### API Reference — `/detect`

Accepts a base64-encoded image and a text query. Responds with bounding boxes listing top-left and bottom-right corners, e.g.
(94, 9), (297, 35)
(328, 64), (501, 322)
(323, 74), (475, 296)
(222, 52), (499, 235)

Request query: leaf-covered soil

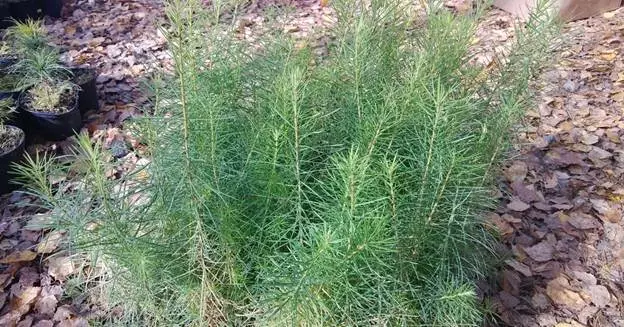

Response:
(1, 1), (623, 326)
(483, 8), (624, 327)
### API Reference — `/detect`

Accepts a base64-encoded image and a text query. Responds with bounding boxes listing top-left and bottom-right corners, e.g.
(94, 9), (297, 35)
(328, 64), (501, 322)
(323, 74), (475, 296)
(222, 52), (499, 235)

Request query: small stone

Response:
(109, 139), (130, 158)
(563, 79), (579, 92)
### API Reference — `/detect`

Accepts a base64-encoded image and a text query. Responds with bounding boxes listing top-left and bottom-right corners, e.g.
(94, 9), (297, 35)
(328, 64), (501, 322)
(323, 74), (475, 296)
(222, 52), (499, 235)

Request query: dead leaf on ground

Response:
(35, 295), (58, 316)
(46, 257), (75, 281)
(486, 213), (514, 236)
(11, 287), (41, 315)
(37, 231), (64, 254)
(583, 285), (611, 308)
(504, 161), (528, 183)
(507, 198), (531, 212)
(590, 198), (622, 223)
(524, 240), (555, 262)
(505, 259), (532, 277)
(0, 251), (37, 264)
(546, 276), (587, 310)
(567, 211), (601, 230)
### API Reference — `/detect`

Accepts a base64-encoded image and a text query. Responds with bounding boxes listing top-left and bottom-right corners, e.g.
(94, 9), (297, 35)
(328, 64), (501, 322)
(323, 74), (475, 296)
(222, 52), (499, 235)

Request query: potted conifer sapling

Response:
(0, 74), (21, 101)
(0, 97), (25, 194)
(19, 79), (81, 140)
(4, 19), (48, 54)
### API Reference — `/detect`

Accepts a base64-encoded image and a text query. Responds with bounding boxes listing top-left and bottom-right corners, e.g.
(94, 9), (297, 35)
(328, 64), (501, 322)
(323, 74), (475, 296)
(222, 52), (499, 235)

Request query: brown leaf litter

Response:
(484, 7), (624, 327)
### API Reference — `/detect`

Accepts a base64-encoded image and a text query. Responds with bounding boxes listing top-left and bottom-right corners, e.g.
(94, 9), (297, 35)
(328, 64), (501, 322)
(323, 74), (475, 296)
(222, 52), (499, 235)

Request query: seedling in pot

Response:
(0, 74), (21, 95)
(3, 19), (48, 53)
(0, 97), (20, 150)
(0, 96), (26, 194)
(20, 79), (82, 141)
(11, 46), (68, 89)
(24, 79), (76, 113)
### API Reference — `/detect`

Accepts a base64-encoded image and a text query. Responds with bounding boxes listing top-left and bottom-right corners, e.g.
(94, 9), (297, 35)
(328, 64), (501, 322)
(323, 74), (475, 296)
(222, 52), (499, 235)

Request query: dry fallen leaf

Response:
(505, 259), (532, 277)
(0, 251), (37, 264)
(599, 51), (617, 61)
(24, 213), (53, 232)
(504, 161), (528, 183)
(612, 91), (624, 102)
(583, 285), (611, 308)
(37, 231), (64, 254)
(35, 295), (58, 316)
(486, 213), (514, 236)
(546, 276), (586, 310)
(567, 211), (600, 230)
(590, 198), (622, 223)
(524, 241), (554, 262)
(580, 133), (599, 145)
(47, 257), (75, 281)
(507, 198), (531, 212)
(33, 320), (54, 327)
(12, 287), (41, 314)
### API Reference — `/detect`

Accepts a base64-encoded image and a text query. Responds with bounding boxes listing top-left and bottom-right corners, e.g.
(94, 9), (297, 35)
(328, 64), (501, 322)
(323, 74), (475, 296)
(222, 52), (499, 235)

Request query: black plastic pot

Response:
(0, 90), (20, 103)
(9, 0), (41, 21)
(40, 0), (62, 18)
(19, 90), (82, 141)
(0, 125), (25, 194)
(0, 92), (24, 130)
(70, 67), (99, 114)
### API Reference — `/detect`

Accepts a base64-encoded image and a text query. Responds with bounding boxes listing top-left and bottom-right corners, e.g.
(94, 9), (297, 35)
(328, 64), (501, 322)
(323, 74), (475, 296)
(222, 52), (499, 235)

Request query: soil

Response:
(22, 87), (78, 114)
(0, 125), (24, 155)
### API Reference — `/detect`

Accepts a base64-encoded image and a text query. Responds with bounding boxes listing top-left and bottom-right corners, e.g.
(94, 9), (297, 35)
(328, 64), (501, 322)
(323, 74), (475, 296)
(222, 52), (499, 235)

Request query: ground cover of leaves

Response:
(485, 7), (624, 327)
(0, 1), (623, 326)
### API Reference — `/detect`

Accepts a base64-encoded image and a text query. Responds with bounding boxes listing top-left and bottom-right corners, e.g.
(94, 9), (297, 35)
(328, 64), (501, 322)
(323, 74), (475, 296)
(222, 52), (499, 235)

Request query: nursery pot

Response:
(9, 0), (41, 21)
(0, 73), (22, 104)
(0, 90), (21, 102)
(0, 93), (24, 130)
(70, 67), (99, 114)
(40, 0), (62, 18)
(0, 125), (25, 194)
(19, 90), (82, 141)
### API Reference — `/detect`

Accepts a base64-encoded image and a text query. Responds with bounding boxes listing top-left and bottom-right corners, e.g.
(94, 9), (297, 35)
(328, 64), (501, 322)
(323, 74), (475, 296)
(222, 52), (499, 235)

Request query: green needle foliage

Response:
(16, 0), (559, 325)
